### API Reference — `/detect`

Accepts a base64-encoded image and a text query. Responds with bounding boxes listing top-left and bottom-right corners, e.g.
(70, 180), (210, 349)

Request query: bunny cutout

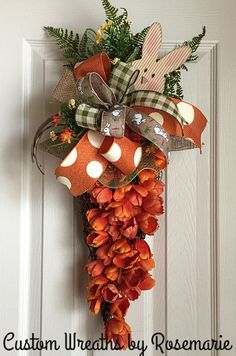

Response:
(132, 23), (192, 93)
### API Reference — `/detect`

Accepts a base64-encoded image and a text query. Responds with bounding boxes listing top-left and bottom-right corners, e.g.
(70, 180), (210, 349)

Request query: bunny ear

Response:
(142, 22), (162, 60)
(157, 45), (192, 76)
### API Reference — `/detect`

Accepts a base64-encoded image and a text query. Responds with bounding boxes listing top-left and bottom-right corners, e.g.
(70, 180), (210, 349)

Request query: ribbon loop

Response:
(108, 61), (140, 102)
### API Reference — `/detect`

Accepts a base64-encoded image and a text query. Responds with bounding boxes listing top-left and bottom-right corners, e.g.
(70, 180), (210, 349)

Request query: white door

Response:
(1, 1), (235, 355)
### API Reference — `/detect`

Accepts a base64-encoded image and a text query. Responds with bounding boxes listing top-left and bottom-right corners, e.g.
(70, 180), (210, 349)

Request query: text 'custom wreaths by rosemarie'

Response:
(32, 0), (207, 349)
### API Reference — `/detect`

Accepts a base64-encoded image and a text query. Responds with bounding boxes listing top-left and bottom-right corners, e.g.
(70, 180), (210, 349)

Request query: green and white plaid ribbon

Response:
(108, 61), (139, 102)
(75, 61), (186, 132)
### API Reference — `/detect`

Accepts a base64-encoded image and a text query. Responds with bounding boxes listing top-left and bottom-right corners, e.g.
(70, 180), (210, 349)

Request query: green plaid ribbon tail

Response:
(109, 62), (139, 103)
(75, 103), (102, 130)
(123, 90), (186, 127)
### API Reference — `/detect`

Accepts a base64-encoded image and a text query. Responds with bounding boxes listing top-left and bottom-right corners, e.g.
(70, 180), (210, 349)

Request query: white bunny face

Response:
(132, 23), (192, 93)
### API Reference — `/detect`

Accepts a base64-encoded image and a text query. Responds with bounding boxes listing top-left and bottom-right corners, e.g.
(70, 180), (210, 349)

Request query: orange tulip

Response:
(122, 267), (146, 288)
(89, 296), (103, 314)
(121, 284), (141, 300)
(139, 258), (155, 271)
(113, 250), (139, 269)
(87, 209), (109, 231)
(91, 185), (113, 204)
(113, 184), (132, 202)
(142, 179), (164, 196)
(86, 231), (110, 247)
(138, 169), (158, 183)
(96, 243), (113, 266)
(104, 265), (119, 281)
(108, 211), (124, 226)
(108, 225), (121, 240)
(120, 218), (138, 239)
(136, 212), (159, 234)
(110, 297), (130, 320)
(108, 239), (131, 257)
(87, 275), (108, 300)
(105, 318), (131, 349)
(139, 274), (156, 290)
(154, 148), (167, 170)
(126, 189), (143, 206)
(85, 260), (105, 277)
(134, 240), (152, 260)
(109, 199), (136, 218)
(142, 195), (164, 215)
(102, 283), (119, 303)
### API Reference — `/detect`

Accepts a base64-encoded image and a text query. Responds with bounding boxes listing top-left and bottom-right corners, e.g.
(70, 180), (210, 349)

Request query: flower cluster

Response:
(85, 169), (164, 348)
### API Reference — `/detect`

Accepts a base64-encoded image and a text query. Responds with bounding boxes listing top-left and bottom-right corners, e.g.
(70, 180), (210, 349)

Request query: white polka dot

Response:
(101, 142), (121, 162)
(149, 112), (164, 125)
(134, 147), (142, 167)
(61, 148), (77, 167)
(88, 130), (104, 148)
(177, 102), (195, 125)
(86, 161), (104, 178)
(57, 176), (71, 190)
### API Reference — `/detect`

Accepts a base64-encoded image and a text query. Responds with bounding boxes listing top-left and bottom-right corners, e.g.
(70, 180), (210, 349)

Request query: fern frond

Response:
(101, 0), (119, 21)
(133, 26), (150, 48)
(44, 26), (80, 62)
(187, 26), (206, 53)
(78, 28), (98, 59)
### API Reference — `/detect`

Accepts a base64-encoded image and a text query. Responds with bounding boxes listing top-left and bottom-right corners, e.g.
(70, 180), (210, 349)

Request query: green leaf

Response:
(101, 0), (119, 21)
(44, 26), (80, 63)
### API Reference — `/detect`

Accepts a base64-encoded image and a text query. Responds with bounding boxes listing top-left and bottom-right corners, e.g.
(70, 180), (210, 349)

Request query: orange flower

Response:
(123, 267), (146, 288)
(142, 195), (164, 215)
(96, 243), (113, 266)
(59, 128), (74, 143)
(86, 231), (110, 247)
(104, 265), (120, 281)
(87, 275), (108, 300)
(134, 240), (152, 260)
(154, 148), (167, 169)
(139, 258), (155, 271)
(120, 218), (138, 239)
(85, 260), (105, 277)
(87, 209), (108, 231)
(136, 212), (159, 235)
(113, 249), (139, 269)
(108, 240), (131, 258)
(89, 296), (103, 314)
(139, 274), (155, 290)
(113, 184), (132, 202)
(102, 283), (119, 303)
(105, 318), (131, 349)
(138, 169), (157, 183)
(108, 225), (121, 240)
(51, 114), (62, 126)
(91, 186), (113, 204)
(142, 179), (164, 196)
(121, 284), (141, 300)
(110, 297), (130, 320)
(109, 199), (139, 218)
(108, 211), (124, 226)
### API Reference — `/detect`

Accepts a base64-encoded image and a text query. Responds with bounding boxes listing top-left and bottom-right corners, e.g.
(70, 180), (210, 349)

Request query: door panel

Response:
(1, 1), (235, 356)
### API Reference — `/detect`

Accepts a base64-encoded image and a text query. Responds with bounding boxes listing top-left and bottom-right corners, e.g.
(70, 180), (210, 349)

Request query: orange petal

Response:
(139, 275), (155, 290)
(135, 240), (152, 260)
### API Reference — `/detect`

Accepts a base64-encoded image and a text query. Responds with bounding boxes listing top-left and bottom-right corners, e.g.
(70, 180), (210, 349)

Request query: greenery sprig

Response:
(44, 0), (206, 100)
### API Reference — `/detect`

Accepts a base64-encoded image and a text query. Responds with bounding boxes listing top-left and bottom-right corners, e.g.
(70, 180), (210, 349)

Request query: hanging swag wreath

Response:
(32, 0), (207, 349)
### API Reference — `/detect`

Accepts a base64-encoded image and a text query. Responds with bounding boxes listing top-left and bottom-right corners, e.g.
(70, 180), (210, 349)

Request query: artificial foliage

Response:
(44, 0), (205, 99)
